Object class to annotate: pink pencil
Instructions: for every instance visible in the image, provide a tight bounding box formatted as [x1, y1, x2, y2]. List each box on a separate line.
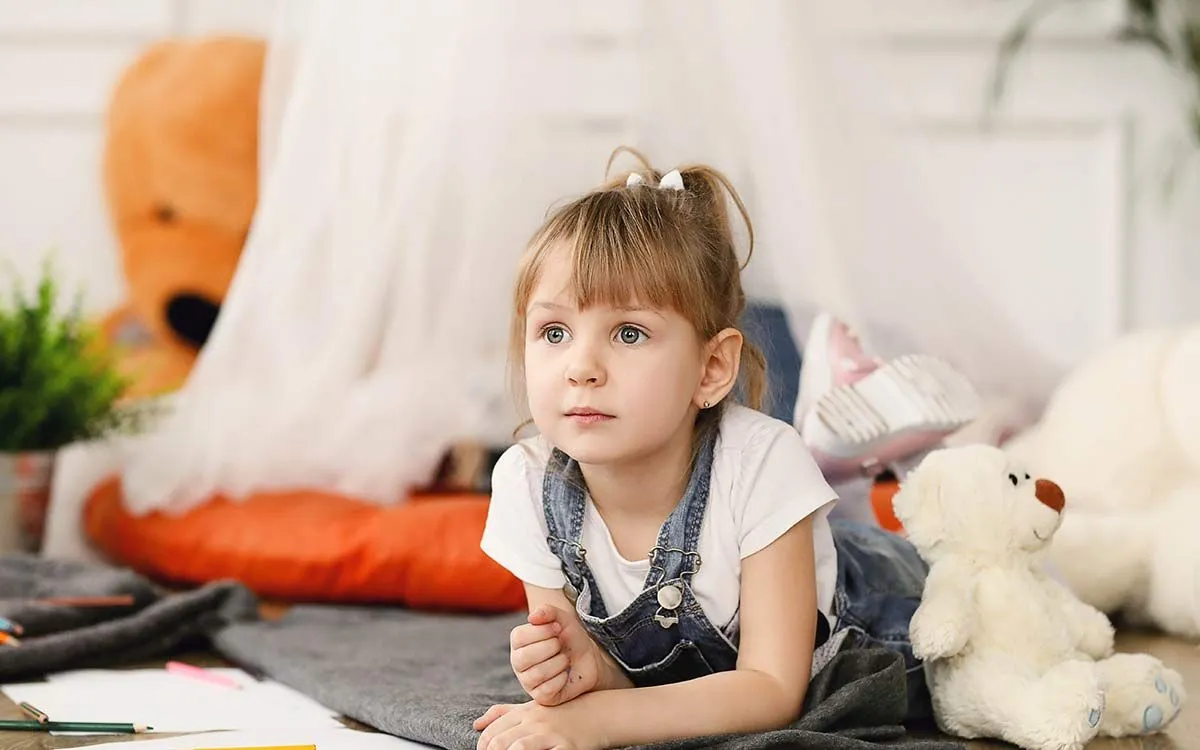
[165, 661, 242, 690]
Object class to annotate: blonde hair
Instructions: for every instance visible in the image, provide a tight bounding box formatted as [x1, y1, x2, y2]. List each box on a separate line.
[509, 146, 767, 440]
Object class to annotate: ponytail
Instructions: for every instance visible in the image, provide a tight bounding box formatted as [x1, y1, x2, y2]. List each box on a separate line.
[738, 338, 767, 411]
[676, 164, 755, 271]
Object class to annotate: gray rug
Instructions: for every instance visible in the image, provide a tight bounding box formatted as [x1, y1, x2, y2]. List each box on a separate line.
[215, 605, 964, 750]
[0, 554, 259, 681]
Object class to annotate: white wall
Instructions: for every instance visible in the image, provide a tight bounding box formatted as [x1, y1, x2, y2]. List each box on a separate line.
[0, 0, 277, 315]
[2, 0, 1197, 378]
[811, 0, 1200, 390]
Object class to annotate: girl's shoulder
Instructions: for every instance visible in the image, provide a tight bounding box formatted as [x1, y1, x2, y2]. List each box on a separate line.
[716, 403, 801, 457]
[716, 406, 836, 557]
[492, 432, 554, 487]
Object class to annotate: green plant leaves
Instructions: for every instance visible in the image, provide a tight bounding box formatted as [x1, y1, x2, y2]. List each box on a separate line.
[0, 259, 142, 451]
[992, 1, 1200, 147]
[988, 0, 1077, 112]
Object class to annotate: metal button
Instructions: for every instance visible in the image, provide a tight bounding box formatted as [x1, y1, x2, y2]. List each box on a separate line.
[656, 584, 682, 610]
[563, 580, 578, 604]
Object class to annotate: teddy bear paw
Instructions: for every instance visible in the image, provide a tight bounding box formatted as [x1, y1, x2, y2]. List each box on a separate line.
[1096, 653, 1185, 737]
[1141, 672, 1183, 732]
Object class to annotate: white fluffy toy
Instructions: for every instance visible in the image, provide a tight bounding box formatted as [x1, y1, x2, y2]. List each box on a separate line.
[1005, 327, 1200, 638]
[892, 445, 1185, 750]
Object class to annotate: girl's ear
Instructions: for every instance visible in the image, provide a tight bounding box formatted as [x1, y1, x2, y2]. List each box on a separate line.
[693, 327, 742, 409]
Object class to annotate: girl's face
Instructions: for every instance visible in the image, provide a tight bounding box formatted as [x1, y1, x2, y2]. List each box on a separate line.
[523, 248, 706, 468]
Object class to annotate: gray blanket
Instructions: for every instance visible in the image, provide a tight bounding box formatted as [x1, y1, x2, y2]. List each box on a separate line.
[0, 554, 259, 681]
[215, 605, 964, 750]
[0, 554, 963, 749]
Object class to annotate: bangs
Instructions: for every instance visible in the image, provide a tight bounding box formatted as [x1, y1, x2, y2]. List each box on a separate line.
[521, 190, 706, 321]
[571, 229, 688, 313]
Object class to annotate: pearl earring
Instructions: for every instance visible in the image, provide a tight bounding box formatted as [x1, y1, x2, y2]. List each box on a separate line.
[702, 401, 710, 409]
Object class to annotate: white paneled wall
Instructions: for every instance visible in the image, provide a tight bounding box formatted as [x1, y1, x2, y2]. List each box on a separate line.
[1, 0, 1197, 374]
[0, 0, 276, 314]
[836, 0, 1200, 383]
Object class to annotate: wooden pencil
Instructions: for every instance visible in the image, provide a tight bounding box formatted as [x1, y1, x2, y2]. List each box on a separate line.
[34, 595, 136, 607]
[17, 702, 47, 723]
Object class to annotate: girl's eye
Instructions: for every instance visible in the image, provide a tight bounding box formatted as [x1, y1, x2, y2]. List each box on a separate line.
[543, 326, 569, 344]
[617, 326, 646, 345]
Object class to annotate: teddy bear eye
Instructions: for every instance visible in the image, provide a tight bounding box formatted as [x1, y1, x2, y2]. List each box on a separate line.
[155, 203, 177, 223]
[1008, 473, 1018, 486]
[1024, 472, 1030, 480]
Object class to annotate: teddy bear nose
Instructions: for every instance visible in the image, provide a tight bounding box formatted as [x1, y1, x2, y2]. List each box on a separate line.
[166, 293, 221, 349]
[1034, 479, 1065, 513]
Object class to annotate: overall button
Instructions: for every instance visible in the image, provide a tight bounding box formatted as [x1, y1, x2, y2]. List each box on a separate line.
[563, 580, 579, 604]
[656, 584, 683, 610]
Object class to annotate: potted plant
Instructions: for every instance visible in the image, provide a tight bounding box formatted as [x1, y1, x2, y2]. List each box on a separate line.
[0, 260, 142, 553]
[992, 1, 1200, 144]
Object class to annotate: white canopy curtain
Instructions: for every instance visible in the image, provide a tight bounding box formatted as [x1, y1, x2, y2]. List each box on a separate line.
[119, 0, 1036, 515]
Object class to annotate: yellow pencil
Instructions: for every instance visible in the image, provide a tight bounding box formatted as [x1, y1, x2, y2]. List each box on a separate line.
[193, 746, 316, 750]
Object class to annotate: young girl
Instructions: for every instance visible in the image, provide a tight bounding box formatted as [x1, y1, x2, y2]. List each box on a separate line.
[475, 150, 974, 750]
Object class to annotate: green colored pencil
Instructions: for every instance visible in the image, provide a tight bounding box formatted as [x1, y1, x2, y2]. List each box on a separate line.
[0, 720, 151, 733]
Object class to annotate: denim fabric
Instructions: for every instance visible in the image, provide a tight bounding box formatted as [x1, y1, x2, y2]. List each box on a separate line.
[541, 429, 741, 687]
[739, 302, 802, 423]
[830, 519, 933, 719]
[541, 426, 931, 717]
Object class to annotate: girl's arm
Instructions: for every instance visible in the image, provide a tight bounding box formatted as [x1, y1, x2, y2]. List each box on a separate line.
[522, 585, 634, 692]
[569, 517, 818, 747]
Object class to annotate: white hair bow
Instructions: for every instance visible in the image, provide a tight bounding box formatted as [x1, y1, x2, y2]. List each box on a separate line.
[625, 169, 684, 191]
[658, 169, 684, 191]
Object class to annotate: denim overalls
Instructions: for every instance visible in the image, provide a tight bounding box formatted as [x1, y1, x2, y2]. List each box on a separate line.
[542, 426, 933, 717]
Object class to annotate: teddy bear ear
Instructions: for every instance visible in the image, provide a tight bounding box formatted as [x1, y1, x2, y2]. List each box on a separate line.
[890, 458, 942, 529]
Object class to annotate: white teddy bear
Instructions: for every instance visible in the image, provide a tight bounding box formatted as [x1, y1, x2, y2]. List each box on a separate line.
[891, 444, 1185, 750]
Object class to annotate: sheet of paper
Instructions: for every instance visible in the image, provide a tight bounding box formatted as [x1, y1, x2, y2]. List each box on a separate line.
[30, 727, 436, 750]
[3, 668, 345, 734]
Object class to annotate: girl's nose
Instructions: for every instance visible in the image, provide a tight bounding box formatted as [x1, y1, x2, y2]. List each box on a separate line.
[565, 351, 605, 386]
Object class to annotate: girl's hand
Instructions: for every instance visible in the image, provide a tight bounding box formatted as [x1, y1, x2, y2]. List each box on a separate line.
[473, 700, 600, 750]
[510, 604, 613, 705]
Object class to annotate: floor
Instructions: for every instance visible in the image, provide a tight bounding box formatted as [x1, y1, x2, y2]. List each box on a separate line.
[0, 629, 1193, 750]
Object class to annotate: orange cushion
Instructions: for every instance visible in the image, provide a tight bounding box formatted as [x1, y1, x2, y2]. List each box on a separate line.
[83, 477, 526, 613]
[871, 479, 904, 533]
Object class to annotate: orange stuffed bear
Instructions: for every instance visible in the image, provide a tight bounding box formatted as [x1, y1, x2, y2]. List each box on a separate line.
[100, 36, 265, 398]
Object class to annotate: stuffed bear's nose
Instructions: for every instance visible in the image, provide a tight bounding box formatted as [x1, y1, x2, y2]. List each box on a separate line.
[1035, 479, 1065, 513]
[165, 293, 221, 349]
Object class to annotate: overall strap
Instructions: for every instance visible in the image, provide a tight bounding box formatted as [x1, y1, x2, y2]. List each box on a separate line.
[542, 448, 610, 618]
[647, 427, 717, 587]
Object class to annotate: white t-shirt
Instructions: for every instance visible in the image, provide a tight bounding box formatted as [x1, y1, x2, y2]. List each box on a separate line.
[480, 405, 839, 633]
